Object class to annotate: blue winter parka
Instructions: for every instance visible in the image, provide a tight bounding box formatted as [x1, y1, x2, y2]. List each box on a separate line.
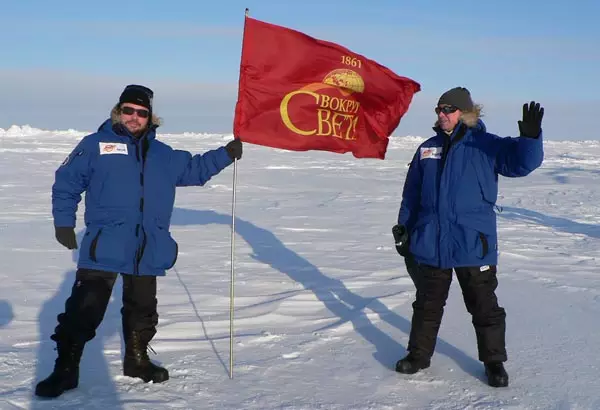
[398, 120, 543, 269]
[52, 119, 233, 276]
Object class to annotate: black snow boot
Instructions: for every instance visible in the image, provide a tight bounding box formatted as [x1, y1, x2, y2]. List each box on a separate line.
[395, 353, 431, 374]
[485, 362, 509, 387]
[35, 340, 84, 398]
[123, 332, 169, 383]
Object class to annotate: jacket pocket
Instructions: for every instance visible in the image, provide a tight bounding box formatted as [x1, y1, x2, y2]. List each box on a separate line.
[409, 217, 437, 261]
[478, 232, 489, 258]
[146, 223, 178, 270]
[457, 225, 493, 260]
[469, 154, 498, 205]
[89, 228, 103, 262]
[83, 223, 130, 268]
[456, 215, 497, 260]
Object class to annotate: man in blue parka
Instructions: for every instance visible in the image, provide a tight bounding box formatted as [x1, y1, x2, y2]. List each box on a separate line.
[36, 85, 243, 398]
[392, 87, 544, 388]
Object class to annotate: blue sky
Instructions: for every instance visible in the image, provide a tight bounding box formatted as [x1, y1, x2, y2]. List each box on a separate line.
[1, 0, 598, 139]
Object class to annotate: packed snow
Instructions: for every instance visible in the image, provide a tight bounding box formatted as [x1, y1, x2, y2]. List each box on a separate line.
[1, 125, 600, 409]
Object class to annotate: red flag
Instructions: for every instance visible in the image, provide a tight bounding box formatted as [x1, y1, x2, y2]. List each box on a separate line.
[233, 17, 420, 159]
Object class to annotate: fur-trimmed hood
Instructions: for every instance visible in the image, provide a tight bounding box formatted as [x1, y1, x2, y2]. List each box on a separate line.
[434, 104, 483, 129]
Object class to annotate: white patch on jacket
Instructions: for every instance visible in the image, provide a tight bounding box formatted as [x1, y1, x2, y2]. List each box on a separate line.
[420, 146, 443, 160]
[99, 142, 128, 155]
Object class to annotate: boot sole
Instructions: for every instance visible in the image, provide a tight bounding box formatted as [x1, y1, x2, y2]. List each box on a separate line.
[487, 377, 509, 388]
[485, 370, 509, 388]
[35, 380, 78, 398]
[124, 368, 169, 384]
[395, 362, 430, 374]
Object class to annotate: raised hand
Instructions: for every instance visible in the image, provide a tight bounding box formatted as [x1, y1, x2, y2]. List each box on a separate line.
[518, 101, 544, 138]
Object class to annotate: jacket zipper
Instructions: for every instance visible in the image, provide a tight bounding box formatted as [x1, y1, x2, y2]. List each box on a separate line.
[133, 138, 143, 275]
[436, 134, 451, 267]
[436, 125, 466, 267]
[134, 136, 151, 275]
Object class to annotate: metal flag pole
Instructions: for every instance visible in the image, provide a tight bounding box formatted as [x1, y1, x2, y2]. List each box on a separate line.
[229, 158, 237, 380]
[229, 6, 249, 380]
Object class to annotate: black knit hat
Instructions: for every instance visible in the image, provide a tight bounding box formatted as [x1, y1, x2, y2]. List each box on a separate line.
[437, 87, 473, 111]
[119, 84, 153, 110]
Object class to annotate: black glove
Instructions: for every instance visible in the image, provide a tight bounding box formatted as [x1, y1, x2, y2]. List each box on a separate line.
[225, 139, 243, 160]
[518, 101, 544, 138]
[55, 226, 78, 250]
[392, 224, 410, 257]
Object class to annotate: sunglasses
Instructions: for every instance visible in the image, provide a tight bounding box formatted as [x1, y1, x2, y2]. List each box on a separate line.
[435, 105, 459, 115]
[121, 106, 150, 118]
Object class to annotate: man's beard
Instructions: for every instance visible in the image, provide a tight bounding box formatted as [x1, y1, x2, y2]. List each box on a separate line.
[124, 120, 147, 138]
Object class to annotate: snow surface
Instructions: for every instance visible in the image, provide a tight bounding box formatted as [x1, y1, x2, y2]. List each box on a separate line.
[1, 125, 600, 409]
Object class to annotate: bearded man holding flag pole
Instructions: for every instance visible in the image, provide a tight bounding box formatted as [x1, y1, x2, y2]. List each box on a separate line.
[36, 84, 242, 398]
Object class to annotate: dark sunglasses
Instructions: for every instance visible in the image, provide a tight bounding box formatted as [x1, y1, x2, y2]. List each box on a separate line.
[435, 105, 459, 115]
[121, 106, 150, 118]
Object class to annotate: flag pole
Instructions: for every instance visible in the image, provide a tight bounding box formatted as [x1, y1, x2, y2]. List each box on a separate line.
[229, 157, 237, 380]
[229, 6, 249, 381]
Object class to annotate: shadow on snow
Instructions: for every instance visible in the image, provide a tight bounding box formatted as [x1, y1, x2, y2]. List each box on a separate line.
[171, 207, 483, 381]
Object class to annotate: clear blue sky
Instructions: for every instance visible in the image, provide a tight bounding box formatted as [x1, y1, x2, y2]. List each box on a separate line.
[1, 0, 598, 139]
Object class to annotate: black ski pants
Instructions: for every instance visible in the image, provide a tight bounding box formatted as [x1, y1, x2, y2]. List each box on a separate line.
[52, 268, 158, 346]
[407, 264, 507, 363]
